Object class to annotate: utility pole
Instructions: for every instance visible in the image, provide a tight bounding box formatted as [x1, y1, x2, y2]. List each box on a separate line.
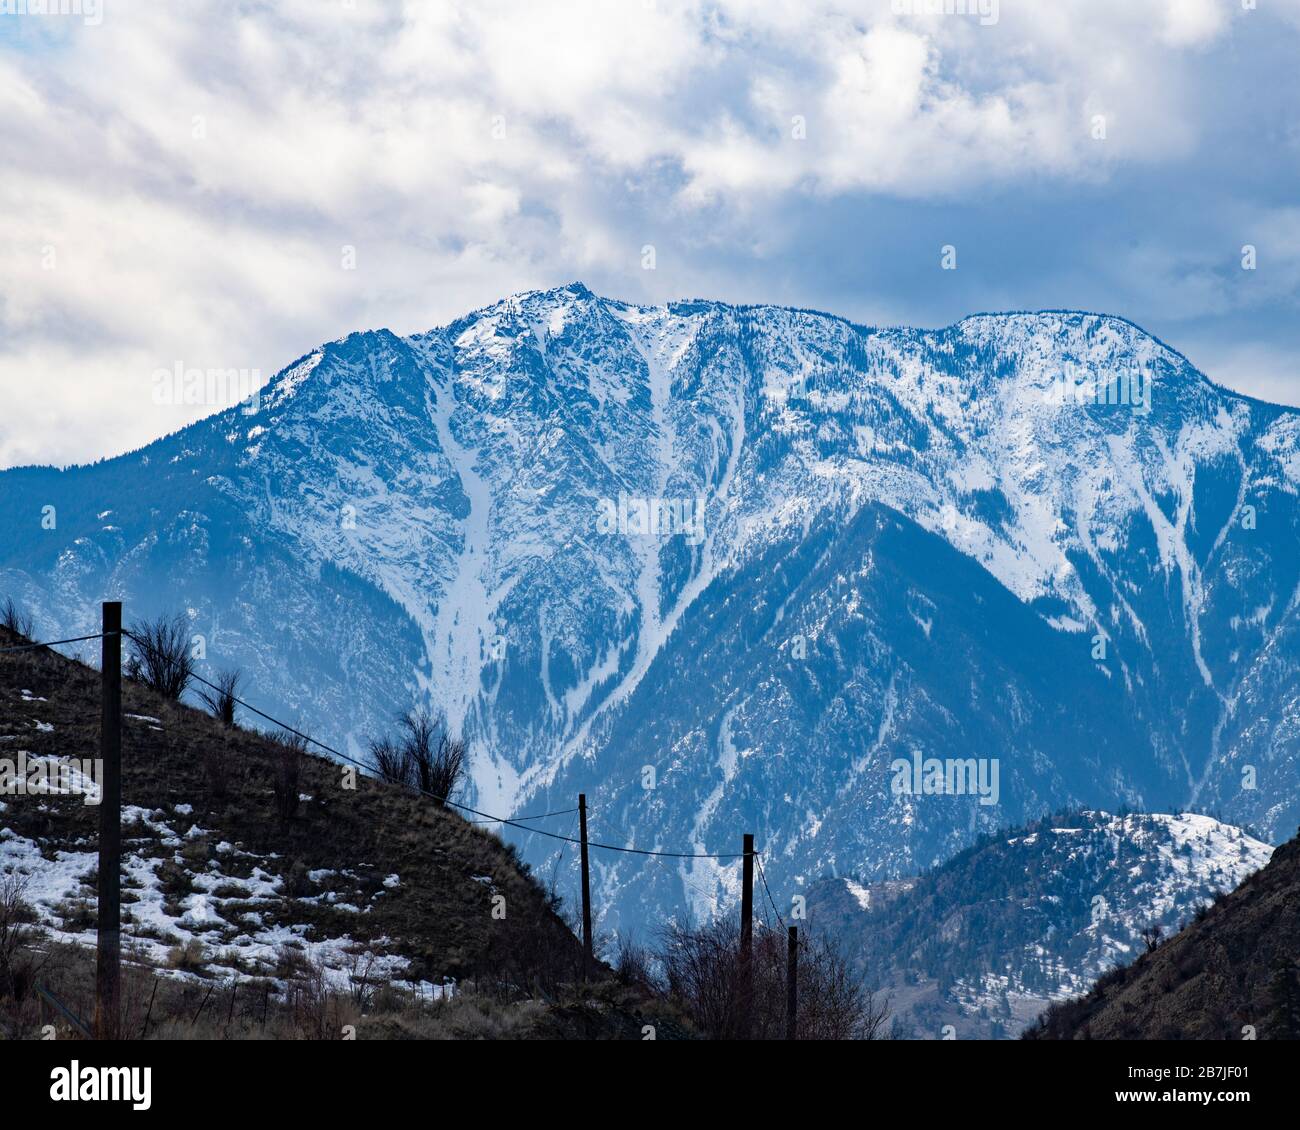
[579, 793, 593, 981]
[95, 600, 122, 1040]
[787, 925, 798, 1040]
[739, 832, 754, 1038]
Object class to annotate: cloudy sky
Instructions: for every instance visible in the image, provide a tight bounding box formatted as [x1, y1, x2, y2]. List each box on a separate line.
[2, 0, 1299, 468]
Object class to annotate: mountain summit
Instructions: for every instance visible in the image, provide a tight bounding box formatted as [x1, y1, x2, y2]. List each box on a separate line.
[3, 288, 1298, 933]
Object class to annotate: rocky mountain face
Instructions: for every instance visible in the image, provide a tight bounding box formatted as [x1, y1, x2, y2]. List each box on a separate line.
[2, 284, 1299, 936]
[805, 810, 1273, 1039]
[1027, 822, 1300, 1041]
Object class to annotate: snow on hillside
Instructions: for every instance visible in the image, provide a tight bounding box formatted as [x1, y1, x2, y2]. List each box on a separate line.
[813, 810, 1272, 1038]
[0, 798, 445, 998]
[3, 285, 1299, 937]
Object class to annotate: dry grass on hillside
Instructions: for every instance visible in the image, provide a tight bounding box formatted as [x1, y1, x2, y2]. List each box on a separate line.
[0, 622, 607, 1039]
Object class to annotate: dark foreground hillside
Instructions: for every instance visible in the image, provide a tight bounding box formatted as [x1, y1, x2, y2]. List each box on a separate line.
[1, 619, 887, 1040]
[1025, 829, 1300, 1040]
[0, 624, 677, 1039]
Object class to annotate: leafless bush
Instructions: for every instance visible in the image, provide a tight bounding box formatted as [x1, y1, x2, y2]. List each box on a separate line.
[271, 731, 306, 825]
[402, 710, 465, 805]
[613, 933, 656, 992]
[0, 873, 41, 1000]
[278, 946, 356, 1040]
[197, 669, 241, 727]
[367, 710, 466, 805]
[345, 949, 380, 1009]
[0, 597, 34, 639]
[657, 917, 889, 1040]
[167, 938, 206, 973]
[430, 732, 467, 806]
[401, 710, 439, 792]
[126, 614, 194, 700]
[368, 736, 411, 787]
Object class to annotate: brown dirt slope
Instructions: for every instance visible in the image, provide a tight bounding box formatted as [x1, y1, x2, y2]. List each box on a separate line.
[0, 624, 583, 993]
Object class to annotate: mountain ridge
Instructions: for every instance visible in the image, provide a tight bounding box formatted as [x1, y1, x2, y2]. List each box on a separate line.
[1026, 826, 1300, 1040]
[0, 296, 1265, 479]
[806, 808, 1273, 1039]
[3, 286, 1298, 936]
[5, 285, 1283, 481]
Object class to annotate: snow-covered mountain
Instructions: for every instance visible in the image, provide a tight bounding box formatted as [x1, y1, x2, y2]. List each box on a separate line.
[806, 810, 1273, 1039]
[2, 284, 1299, 935]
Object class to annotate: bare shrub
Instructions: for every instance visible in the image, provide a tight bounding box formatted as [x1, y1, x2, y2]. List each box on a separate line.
[197, 669, 241, 727]
[402, 710, 465, 805]
[0, 597, 34, 639]
[429, 731, 466, 806]
[613, 933, 656, 992]
[126, 614, 194, 700]
[656, 917, 889, 1040]
[167, 938, 206, 973]
[277, 947, 357, 1040]
[368, 736, 410, 787]
[400, 710, 439, 792]
[0, 873, 41, 1001]
[344, 948, 380, 1009]
[794, 930, 891, 1040]
[368, 710, 465, 804]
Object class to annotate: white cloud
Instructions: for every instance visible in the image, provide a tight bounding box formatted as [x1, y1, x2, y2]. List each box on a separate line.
[1181, 339, 1300, 409]
[0, 0, 1294, 466]
[1160, 0, 1229, 48]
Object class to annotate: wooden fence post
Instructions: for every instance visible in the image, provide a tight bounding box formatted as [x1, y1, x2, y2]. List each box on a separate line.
[579, 793, 593, 981]
[94, 600, 121, 1040]
[787, 925, 798, 1040]
[739, 832, 754, 1037]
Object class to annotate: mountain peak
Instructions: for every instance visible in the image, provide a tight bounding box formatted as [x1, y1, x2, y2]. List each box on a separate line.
[5, 288, 1299, 947]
